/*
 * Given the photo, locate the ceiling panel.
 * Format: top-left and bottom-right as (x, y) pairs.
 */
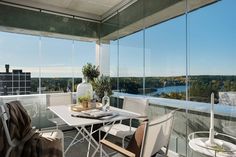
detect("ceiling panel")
(69, 0), (123, 15)
(2, 0), (128, 20)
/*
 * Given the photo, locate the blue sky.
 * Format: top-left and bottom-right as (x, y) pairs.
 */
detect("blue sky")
(113, 0), (236, 77)
(0, 0), (235, 77)
(0, 34), (95, 77)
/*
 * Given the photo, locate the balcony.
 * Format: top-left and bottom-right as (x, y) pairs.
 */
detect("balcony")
(0, 0), (236, 157)
(1, 92), (236, 157)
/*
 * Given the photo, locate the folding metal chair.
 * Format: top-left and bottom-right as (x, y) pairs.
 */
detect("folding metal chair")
(99, 96), (149, 147)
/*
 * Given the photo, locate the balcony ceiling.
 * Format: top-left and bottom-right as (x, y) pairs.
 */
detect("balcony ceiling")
(1, 0), (134, 21)
(0, 0), (217, 41)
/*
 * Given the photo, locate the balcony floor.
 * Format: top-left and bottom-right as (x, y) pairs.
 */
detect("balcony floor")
(64, 129), (180, 157)
(64, 129), (121, 157)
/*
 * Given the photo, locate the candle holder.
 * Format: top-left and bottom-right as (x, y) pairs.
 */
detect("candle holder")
(188, 93), (236, 156)
(205, 93), (216, 146)
(188, 131), (236, 157)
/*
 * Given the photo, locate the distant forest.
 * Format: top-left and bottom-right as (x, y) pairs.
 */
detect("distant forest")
(31, 75), (236, 103)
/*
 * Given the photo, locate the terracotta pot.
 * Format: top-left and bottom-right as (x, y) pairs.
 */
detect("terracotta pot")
(81, 101), (88, 108)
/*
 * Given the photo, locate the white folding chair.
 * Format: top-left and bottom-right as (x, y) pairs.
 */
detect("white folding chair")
(99, 96), (148, 147)
(100, 110), (176, 157)
(47, 92), (73, 129)
(0, 103), (64, 157)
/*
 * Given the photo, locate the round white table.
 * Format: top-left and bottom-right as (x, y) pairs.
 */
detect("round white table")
(188, 131), (236, 157)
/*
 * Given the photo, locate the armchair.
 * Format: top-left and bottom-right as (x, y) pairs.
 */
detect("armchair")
(0, 101), (64, 157)
(100, 110), (175, 157)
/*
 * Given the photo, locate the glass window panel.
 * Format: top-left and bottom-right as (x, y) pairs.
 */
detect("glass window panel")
(110, 40), (118, 90)
(0, 32), (39, 95)
(189, 0), (236, 103)
(188, 1), (236, 157)
(73, 40), (96, 91)
(145, 16), (186, 100)
(118, 31), (144, 95)
(41, 36), (73, 93)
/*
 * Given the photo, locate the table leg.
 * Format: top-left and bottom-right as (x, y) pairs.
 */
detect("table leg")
(65, 126), (97, 155)
(100, 143), (103, 157)
(92, 120), (117, 157)
(64, 127), (83, 154)
(76, 127), (97, 150)
(87, 125), (94, 157)
(72, 127), (98, 146)
(81, 126), (107, 157)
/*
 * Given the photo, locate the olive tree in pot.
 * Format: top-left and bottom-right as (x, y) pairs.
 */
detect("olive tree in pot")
(93, 75), (112, 102)
(82, 63), (100, 83)
(76, 63), (100, 104)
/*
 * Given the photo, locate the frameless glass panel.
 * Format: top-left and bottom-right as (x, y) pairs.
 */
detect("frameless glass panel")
(0, 94), (47, 128)
(118, 31), (144, 95)
(145, 16), (186, 100)
(117, 0), (144, 96)
(0, 31), (39, 95)
(145, 15), (187, 156)
(189, 0), (236, 103)
(110, 40), (119, 107)
(73, 40), (96, 91)
(188, 0), (236, 156)
(110, 40), (118, 89)
(101, 11), (120, 107)
(41, 36), (73, 93)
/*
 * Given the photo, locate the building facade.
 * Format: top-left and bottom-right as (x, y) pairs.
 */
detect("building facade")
(0, 65), (31, 95)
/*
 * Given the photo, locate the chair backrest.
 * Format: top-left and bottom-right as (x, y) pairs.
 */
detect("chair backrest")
(1, 101), (64, 157)
(0, 104), (16, 147)
(141, 111), (175, 157)
(123, 97), (148, 116)
(0, 103), (23, 157)
(47, 92), (72, 106)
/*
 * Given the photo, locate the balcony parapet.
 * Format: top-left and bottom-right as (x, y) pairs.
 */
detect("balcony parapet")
(112, 92), (236, 118)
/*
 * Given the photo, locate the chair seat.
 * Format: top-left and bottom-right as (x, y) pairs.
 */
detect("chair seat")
(38, 129), (64, 156)
(39, 129), (63, 139)
(100, 124), (136, 139)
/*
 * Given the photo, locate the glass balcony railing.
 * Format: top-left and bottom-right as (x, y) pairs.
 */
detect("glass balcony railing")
(1, 92), (235, 156)
(111, 92), (236, 156)
(0, 92), (77, 129)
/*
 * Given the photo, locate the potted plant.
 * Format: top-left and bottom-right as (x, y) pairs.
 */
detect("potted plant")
(82, 63), (100, 83)
(78, 94), (91, 108)
(94, 75), (112, 101)
(76, 63), (99, 103)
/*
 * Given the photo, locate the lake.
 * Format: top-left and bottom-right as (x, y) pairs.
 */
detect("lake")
(155, 85), (186, 95)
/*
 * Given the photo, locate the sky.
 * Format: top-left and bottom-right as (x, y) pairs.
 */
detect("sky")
(0, 34), (96, 77)
(0, 0), (235, 78)
(112, 0), (236, 77)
